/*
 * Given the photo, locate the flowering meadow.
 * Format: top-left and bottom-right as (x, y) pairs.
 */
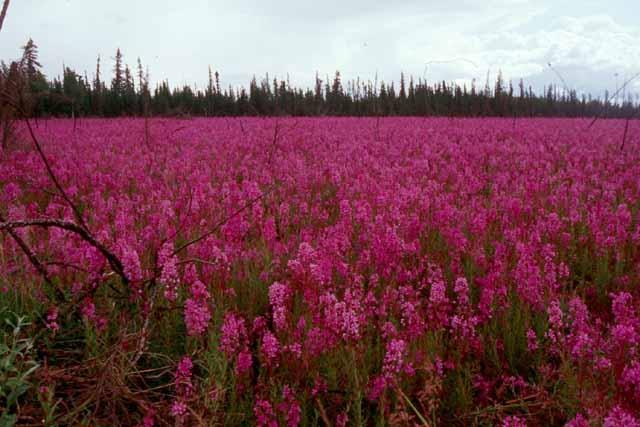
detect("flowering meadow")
(1, 117), (639, 426)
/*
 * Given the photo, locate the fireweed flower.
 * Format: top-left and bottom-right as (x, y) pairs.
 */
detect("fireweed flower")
(175, 356), (193, 395)
(514, 242), (544, 309)
(427, 266), (450, 329)
(183, 267), (211, 336)
(564, 297), (597, 361)
(170, 400), (187, 418)
(285, 342), (302, 359)
(565, 414), (589, 427)
(120, 244), (143, 284)
(139, 410), (155, 427)
(184, 298), (210, 336)
(335, 412), (349, 427)
(545, 300), (564, 353)
(254, 399), (277, 427)
(620, 360), (640, 401)
(158, 242), (179, 302)
(268, 281), (291, 331)
(383, 338), (408, 378)
(80, 298), (97, 321)
(4, 118), (640, 422)
(278, 386), (302, 427)
(453, 277), (470, 308)
(45, 306), (60, 332)
(220, 313), (248, 358)
(604, 405), (640, 427)
(236, 349), (253, 376)
(171, 356), (193, 422)
(260, 330), (280, 367)
(526, 329), (538, 352)
(502, 415), (527, 427)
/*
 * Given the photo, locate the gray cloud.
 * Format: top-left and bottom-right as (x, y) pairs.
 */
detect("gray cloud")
(0, 0), (638, 97)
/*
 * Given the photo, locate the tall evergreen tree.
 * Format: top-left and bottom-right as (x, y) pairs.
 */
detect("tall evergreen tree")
(21, 38), (41, 81)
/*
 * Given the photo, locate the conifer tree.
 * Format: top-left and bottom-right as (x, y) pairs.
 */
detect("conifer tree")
(21, 38), (41, 81)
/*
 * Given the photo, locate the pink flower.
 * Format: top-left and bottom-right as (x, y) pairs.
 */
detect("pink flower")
(269, 281), (290, 331)
(335, 412), (349, 427)
(604, 405), (640, 427)
(45, 306), (60, 332)
(502, 415), (527, 427)
(183, 268), (211, 335)
(254, 399), (277, 427)
(545, 300), (564, 352)
(383, 339), (407, 378)
(427, 266), (450, 328)
(174, 356), (193, 396)
(526, 329), (538, 351)
(80, 298), (97, 320)
(236, 349), (253, 375)
(120, 245), (143, 283)
(184, 298), (211, 336)
(621, 360), (640, 401)
(158, 242), (179, 301)
(367, 375), (388, 401)
(170, 400), (187, 418)
(261, 330), (280, 367)
(220, 313), (247, 358)
(278, 386), (301, 427)
(454, 276), (470, 307)
(139, 410), (155, 427)
(565, 413), (589, 427)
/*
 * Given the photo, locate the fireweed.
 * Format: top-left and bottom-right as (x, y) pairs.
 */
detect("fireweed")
(0, 117), (639, 425)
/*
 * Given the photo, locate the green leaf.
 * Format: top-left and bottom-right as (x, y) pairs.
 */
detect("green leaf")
(0, 413), (17, 427)
(6, 382), (30, 408)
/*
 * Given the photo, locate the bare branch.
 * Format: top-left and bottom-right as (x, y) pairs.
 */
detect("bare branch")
(0, 218), (129, 285)
(588, 71), (640, 129)
(547, 62), (571, 95)
(0, 213), (65, 300)
(621, 118), (630, 151)
(172, 184), (277, 256)
(176, 257), (222, 267)
(0, 0), (10, 33)
(266, 119), (280, 165)
(0, 89), (90, 229)
(22, 114), (90, 230)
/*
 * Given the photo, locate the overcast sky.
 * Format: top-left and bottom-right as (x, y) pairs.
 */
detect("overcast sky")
(2, 0), (640, 99)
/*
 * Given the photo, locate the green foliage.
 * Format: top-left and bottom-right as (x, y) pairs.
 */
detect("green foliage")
(0, 309), (38, 426)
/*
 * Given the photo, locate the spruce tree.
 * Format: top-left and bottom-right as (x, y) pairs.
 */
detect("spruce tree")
(21, 38), (41, 81)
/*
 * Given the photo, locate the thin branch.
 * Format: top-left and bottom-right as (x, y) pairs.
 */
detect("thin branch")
(588, 71), (640, 129)
(315, 398), (332, 427)
(0, 91), (89, 230)
(0, 0), (10, 33)
(176, 257), (222, 267)
(0, 213), (65, 300)
(172, 184), (277, 256)
(266, 119), (280, 165)
(43, 260), (91, 273)
(22, 113), (89, 230)
(0, 218), (129, 285)
(130, 285), (158, 366)
(165, 185), (194, 243)
(0, 93), (129, 285)
(621, 118), (630, 150)
(547, 62), (571, 95)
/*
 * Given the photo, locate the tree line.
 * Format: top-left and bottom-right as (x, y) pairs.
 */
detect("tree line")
(2, 39), (640, 120)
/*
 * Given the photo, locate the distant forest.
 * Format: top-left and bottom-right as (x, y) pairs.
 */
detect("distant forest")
(2, 39), (640, 119)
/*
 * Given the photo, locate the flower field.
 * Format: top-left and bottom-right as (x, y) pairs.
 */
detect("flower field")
(1, 117), (639, 426)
